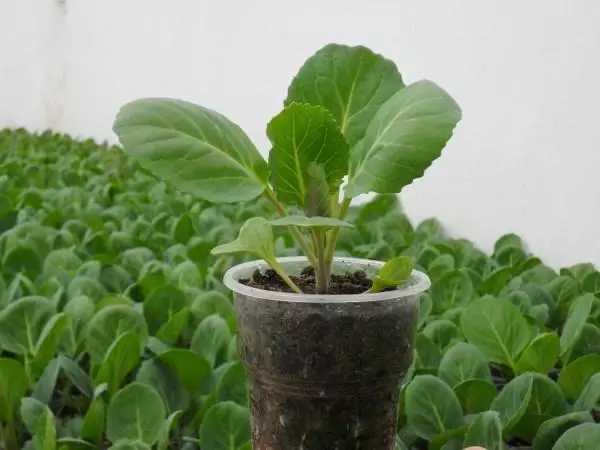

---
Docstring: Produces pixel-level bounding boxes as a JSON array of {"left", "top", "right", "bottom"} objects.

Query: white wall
[{"left": 2, "top": 0, "right": 600, "bottom": 268}]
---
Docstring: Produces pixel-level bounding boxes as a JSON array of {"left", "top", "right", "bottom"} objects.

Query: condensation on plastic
[{"left": 223, "top": 256, "right": 431, "bottom": 303}]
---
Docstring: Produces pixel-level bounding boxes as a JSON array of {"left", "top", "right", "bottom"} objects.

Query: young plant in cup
[{"left": 114, "top": 43, "right": 461, "bottom": 450}]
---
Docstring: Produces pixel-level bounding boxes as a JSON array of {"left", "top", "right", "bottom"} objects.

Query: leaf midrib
[{"left": 480, "top": 310, "right": 516, "bottom": 370}]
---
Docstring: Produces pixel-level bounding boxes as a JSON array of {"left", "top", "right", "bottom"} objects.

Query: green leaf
[
  {"left": 510, "top": 373, "right": 567, "bottom": 442},
  {"left": 453, "top": 379, "right": 497, "bottom": 415},
  {"left": 405, "top": 375, "right": 463, "bottom": 440},
  {"left": 429, "top": 270, "right": 475, "bottom": 314},
  {"left": 370, "top": 256, "right": 413, "bottom": 293},
  {"left": 108, "top": 442, "right": 151, "bottom": 450},
  {"left": 574, "top": 373, "right": 600, "bottom": 411},
  {"left": 20, "top": 397, "right": 47, "bottom": 435},
  {"left": 515, "top": 332, "right": 560, "bottom": 375},
  {"left": 418, "top": 294, "right": 433, "bottom": 328},
  {"left": 286, "top": 44, "right": 404, "bottom": 147},
  {"left": 143, "top": 285, "right": 187, "bottom": 335},
  {"left": 156, "top": 349, "right": 211, "bottom": 393},
  {"left": 438, "top": 343, "right": 491, "bottom": 387},
  {"left": 113, "top": 98, "right": 268, "bottom": 203},
  {"left": 94, "top": 332, "right": 141, "bottom": 397},
  {"left": 422, "top": 320, "right": 461, "bottom": 350},
  {"left": 191, "top": 314, "right": 232, "bottom": 368},
  {"left": 191, "top": 291, "right": 235, "bottom": 325},
  {"left": 81, "top": 395, "right": 105, "bottom": 446},
  {"left": 558, "top": 354, "right": 600, "bottom": 400},
  {"left": 136, "top": 360, "right": 188, "bottom": 413},
  {"left": 32, "top": 313, "right": 70, "bottom": 377},
  {"left": 304, "top": 163, "right": 330, "bottom": 217},
  {"left": 0, "top": 297, "right": 54, "bottom": 355},
  {"left": 462, "top": 411, "right": 503, "bottom": 450},
  {"left": 267, "top": 103, "right": 349, "bottom": 209},
  {"left": 560, "top": 294, "right": 594, "bottom": 362},
  {"left": 346, "top": 80, "right": 461, "bottom": 197},
  {"left": 210, "top": 217, "right": 275, "bottom": 262},
  {"left": 198, "top": 401, "right": 251, "bottom": 450},
  {"left": 532, "top": 412, "right": 593, "bottom": 450},
  {"left": 32, "top": 358, "right": 61, "bottom": 405},
  {"left": 480, "top": 267, "right": 514, "bottom": 296},
  {"left": 216, "top": 361, "right": 248, "bottom": 406},
  {"left": 157, "top": 410, "right": 183, "bottom": 450},
  {"left": 415, "top": 333, "right": 442, "bottom": 371},
  {"left": 34, "top": 406, "right": 56, "bottom": 450},
  {"left": 156, "top": 308, "right": 191, "bottom": 345},
  {"left": 106, "top": 383, "right": 165, "bottom": 445},
  {"left": 0, "top": 358, "right": 28, "bottom": 423},
  {"left": 58, "top": 356, "right": 94, "bottom": 398},
  {"left": 429, "top": 427, "right": 468, "bottom": 450},
  {"left": 552, "top": 423, "right": 600, "bottom": 449},
  {"left": 268, "top": 215, "right": 354, "bottom": 230},
  {"left": 461, "top": 297, "right": 532, "bottom": 370},
  {"left": 55, "top": 438, "right": 97, "bottom": 450},
  {"left": 85, "top": 305, "right": 148, "bottom": 365},
  {"left": 489, "top": 372, "right": 534, "bottom": 432}
]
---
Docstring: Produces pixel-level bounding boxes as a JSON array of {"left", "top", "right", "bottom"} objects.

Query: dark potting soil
[
  {"left": 240, "top": 266, "right": 390, "bottom": 294},
  {"left": 235, "top": 278, "right": 417, "bottom": 449}
]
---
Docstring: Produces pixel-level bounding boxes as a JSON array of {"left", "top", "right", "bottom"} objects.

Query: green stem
[
  {"left": 324, "top": 196, "right": 352, "bottom": 265},
  {"left": 268, "top": 258, "right": 302, "bottom": 293},
  {"left": 263, "top": 187, "right": 317, "bottom": 266},
  {"left": 311, "top": 229, "right": 328, "bottom": 294}
]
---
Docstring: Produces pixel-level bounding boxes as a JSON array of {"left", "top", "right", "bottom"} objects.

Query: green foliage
[{"left": 1, "top": 128, "right": 599, "bottom": 449}]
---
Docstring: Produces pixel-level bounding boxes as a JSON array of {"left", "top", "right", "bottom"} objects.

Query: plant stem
[
  {"left": 268, "top": 258, "right": 302, "bottom": 293},
  {"left": 311, "top": 229, "right": 328, "bottom": 294},
  {"left": 324, "top": 196, "right": 352, "bottom": 266},
  {"left": 263, "top": 187, "right": 317, "bottom": 265}
]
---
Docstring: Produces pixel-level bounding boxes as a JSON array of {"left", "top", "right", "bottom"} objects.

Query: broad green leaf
[
  {"left": 268, "top": 215, "right": 353, "bottom": 229},
  {"left": 58, "top": 356, "right": 94, "bottom": 398},
  {"left": 191, "top": 314, "right": 232, "bottom": 368},
  {"left": 157, "top": 410, "right": 183, "bottom": 450},
  {"left": 156, "top": 349, "right": 211, "bottom": 393},
  {"left": 415, "top": 333, "right": 442, "bottom": 370},
  {"left": 20, "top": 397, "right": 47, "bottom": 435},
  {"left": 216, "top": 361, "right": 248, "bottom": 406},
  {"left": 136, "top": 360, "right": 188, "bottom": 413},
  {"left": 114, "top": 98, "right": 268, "bottom": 203},
  {"left": 81, "top": 395, "right": 105, "bottom": 445},
  {"left": 55, "top": 438, "right": 97, "bottom": 450},
  {"left": 428, "top": 254, "right": 455, "bottom": 281},
  {"left": 85, "top": 305, "right": 148, "bottom": 365},
  {"left": 532, "top": 412, "right": 593, "bottom": 450},
  {"left": 453, "top": 379, "right": 497, "bottom": 415},
  {"left": 304, "top": 163, "right": 331, "bottom": 216},
  {"left": 480, "top": 267, "right": 514, "bottom": 296},
  {"left": 32, "top": 313, "right": 70, "bottom": 377},
  {"left": 191, "top": 291, "right": 235, "bottom": 324},
  {"left": 462, "top": 411, "right": 503, "bottom": 450},
  {"left": 560, "top": 294, "right": 594, "bottom": 362},
  {"left": 552, "top": 423, "right": 600, "bottom": 449},
  {"left": 461, "top": 297, "right": 532, "bottom": 370},
  {"left": 370, "top": 256, "right": 413, "bottom": 293},
  {"left": 574, "top": 373, "right": 600, "bottom": 411},
  {"left": 106, "top": 383, "right": 165, "bottom": 445},
  {"left": 172, "top": 213, "right": 195, "bottom": 244},
  {"left": 511, "top": 373, "right": 567, "bottom": 442},
  {"left": 561, "top": 263, "right": 596, "bottom": 282},
  {"left": 0, "top": 358, "right": 28, "bottom": 422},
  {"left": 429, "top": 270, "right": 475, "bottom": 314},
  {"left": 267, "top": 103, "right": 349, "bottom": 208},
  {"left": 405, "top": 375, "right": 463, "bottom": 440},
  {"left": 418, "top": 294, "right": 433, "bottom": 328},
  {"left": 32, "top": 358, "right": 61, "bottom": 405},
  {"left": 570, "top": 323, "right": 600, "bottom": 360},
  {"left": 0, "top": 297, "right": 54, "bottom": 355},
  {"left": 438, "top": 343, "right": 491, "bottom": 387},
  {"left": 34, "top": 406, "right": 56, "bottom": 450},
  {"left": 143, "top": 285, "right": 187, "bottom": 335},
  {"left": 346, "top": 80, "right": 461, "bottom": 197},
  {"left": 422, "top": 320, "right": 461, "bottom": 350},
  {"left": 489, "top": 372, "right": 534, "bottom": 432},
  {"left": 429, "top": 427, "right": 468, "bottom": 450},
  {"left": 156, "top": 308, "right": 191, "bottom": 345},
  {"left": 515, "top": 332, "right": 560, "bottom": 375},
  {"left": 494, "top": 233, "right": 524, "bottom": 253},
  {"left": 286, "top": 43, "right": 404, "bottom": 146},
  {"left": 94, "top": 332, "right": 141, "bottom": 397},
  {"left": 558, "top": 354, "right": 600, "bottom": 400},
  {"left": 210, "top": 217, "right": 275, "bottom": 262},
  {"left": 199, "top": 401, "right": 251, "bottom": 450},
  {"left": 108, "top": 442, "right": 151, "bottom": 450}
]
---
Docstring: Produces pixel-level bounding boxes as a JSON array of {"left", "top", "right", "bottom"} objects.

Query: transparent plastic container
[{"left": 224, "top": 256, "right": 431, "bottom": 450}]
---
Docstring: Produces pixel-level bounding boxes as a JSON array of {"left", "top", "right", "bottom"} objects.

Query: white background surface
[{"left": 2, "top": 0, "right": 600, "bottom": 268}]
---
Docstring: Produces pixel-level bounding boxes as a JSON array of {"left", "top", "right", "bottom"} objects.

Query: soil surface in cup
[{"left": 240, "top": 266, "right": 391, "bottom": 294}]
